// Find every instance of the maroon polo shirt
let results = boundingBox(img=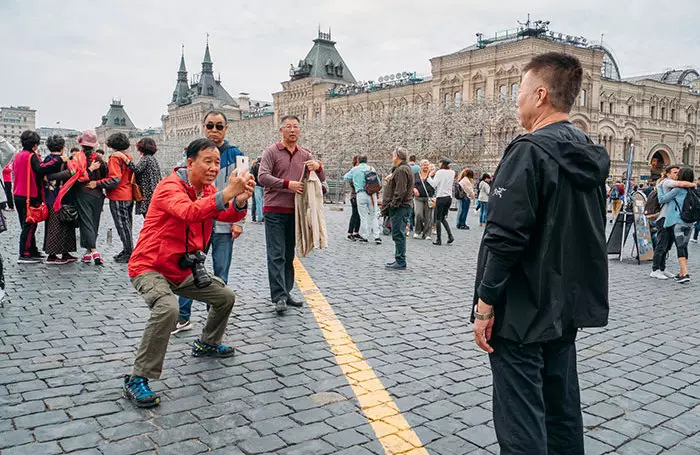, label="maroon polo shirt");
[258,141,325,214]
